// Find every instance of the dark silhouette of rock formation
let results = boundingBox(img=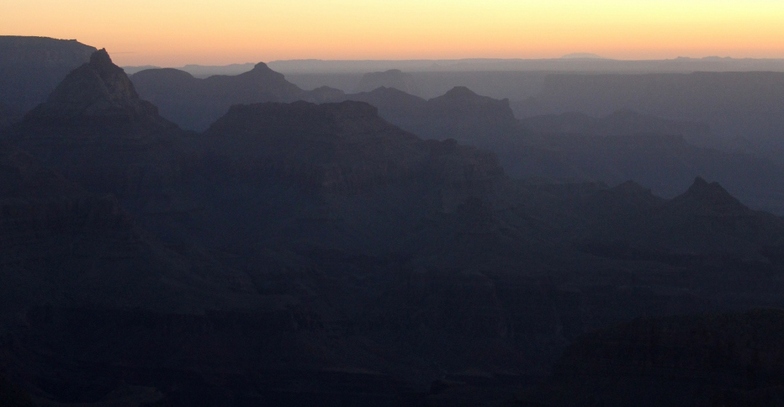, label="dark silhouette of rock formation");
[7,49,190,197]
[131,62,305,130]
